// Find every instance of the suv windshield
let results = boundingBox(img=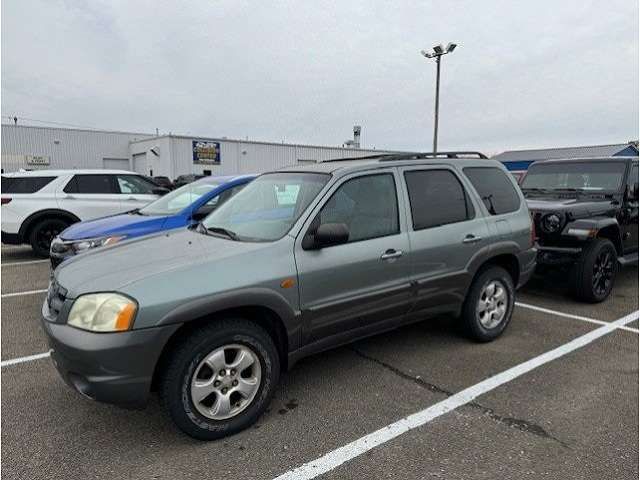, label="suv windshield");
[140,181,221,216]
[202,172,329,241]
[521,161,627,192]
